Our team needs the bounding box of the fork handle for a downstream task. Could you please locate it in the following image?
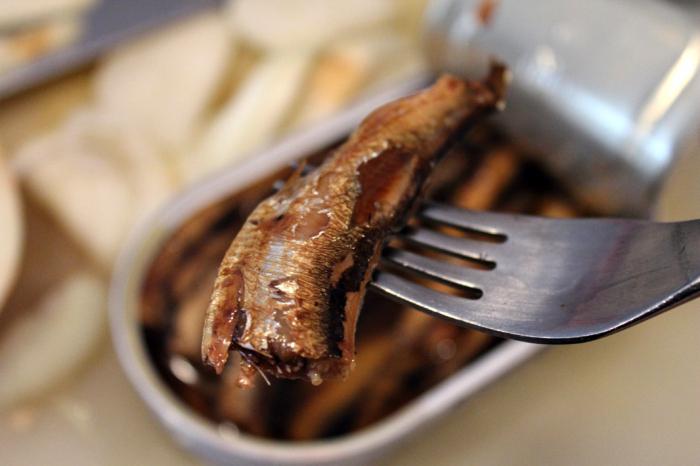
[677,221,700,303]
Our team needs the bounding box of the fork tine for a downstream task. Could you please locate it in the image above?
[383,247,486,291]
[419,202,527,237]
[400,227,502,264]
[370,271,487,331]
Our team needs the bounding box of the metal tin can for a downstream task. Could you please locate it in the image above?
[424,0,700,215]
[109,77,543,466]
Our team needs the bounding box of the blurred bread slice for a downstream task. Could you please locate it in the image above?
[0,272,105,411]
[0,14,83,74]
[95,13,232,158]
[186,49,314,180]
[13,109,175,269]
[226,0,396,50]
[0,150,22,313]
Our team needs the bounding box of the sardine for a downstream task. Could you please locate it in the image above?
[201,67,507,384]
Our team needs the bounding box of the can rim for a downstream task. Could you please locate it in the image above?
[108,73,542,465]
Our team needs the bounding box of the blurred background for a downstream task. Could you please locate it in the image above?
[0,0,698,464]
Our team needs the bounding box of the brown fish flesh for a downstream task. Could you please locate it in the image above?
[201,67,507,385]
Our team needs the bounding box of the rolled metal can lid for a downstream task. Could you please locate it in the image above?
[423,0,700,215]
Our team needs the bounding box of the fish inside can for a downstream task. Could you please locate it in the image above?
[139,122,592,441]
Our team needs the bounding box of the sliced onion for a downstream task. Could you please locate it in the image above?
[0,154,22,312]
[95,12,232,157]
[186,49,315,180]
[0,273,106,411]
[14,109,175,269]
[226,0,396,50]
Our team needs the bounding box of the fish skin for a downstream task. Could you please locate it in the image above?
[202,66,507,383]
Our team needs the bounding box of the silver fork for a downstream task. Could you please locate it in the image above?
[369,203,700,343]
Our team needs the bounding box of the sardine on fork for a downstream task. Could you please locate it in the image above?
[202,65,508,385]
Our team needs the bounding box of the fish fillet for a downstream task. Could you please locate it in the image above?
[202,67,507,384]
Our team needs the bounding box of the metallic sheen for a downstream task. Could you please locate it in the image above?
[372,203,700,343]
[424,0,700,215]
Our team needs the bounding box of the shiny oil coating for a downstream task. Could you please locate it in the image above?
[202,69,506,383]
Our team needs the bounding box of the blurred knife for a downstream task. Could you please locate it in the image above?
[0,0,223,100]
